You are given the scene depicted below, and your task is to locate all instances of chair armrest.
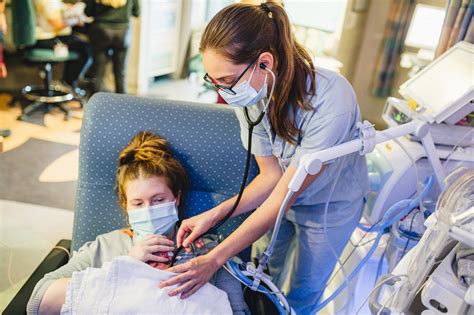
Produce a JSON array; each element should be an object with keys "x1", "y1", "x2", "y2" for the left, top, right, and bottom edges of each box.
[{"x1": 3, "y1": 240, "x2": 71, "y2": 315}]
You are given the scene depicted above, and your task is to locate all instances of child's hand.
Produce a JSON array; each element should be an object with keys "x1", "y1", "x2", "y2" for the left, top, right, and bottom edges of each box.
[
  {"x1": 128, "y1": 235, "x2": 175, "y2": 263},
  {"x1": 184, "y1": 238, "x2": 205, "y2": 253}
]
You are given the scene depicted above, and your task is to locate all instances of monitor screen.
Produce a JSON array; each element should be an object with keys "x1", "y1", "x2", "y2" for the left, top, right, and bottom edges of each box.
[{"x1": 399, "y1": 42, "x2": 474, "y2": 123}]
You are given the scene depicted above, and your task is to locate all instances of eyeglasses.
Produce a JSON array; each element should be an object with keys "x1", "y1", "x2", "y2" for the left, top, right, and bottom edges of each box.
[{"x1": 203, "y1": 61, "x2": 255, "y2": 95}]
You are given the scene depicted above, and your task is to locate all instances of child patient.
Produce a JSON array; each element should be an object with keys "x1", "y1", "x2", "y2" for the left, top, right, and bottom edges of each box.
[{"x1": 27, "y1": 131, "x2": 246, "y2": 315}]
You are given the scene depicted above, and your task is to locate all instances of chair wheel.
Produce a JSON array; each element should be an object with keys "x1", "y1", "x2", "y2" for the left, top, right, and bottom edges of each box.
[
  {"x1": 18, "y1": 114, "x2": 27, "y2": 121},
  {"x1": 64, "y1": 113, "x2": 71, "y2": 121}
]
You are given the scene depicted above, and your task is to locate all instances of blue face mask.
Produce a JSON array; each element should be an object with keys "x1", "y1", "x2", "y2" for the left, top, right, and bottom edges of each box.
[
  {"x1": 128, "y1": 201, "x2": 179, "y2": 240},
  {"x1": 219, "y1": 64, "x2": 268, "y2": 108}
]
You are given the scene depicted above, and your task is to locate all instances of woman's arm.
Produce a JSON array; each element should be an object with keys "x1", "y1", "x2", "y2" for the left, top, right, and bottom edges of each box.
[
  {"x1": 163, "y1": 164, "x2": 321, "y2": 298},
  {"x1": 177, "y1": 155, "x2": 282, "y2": 247},
  {"x1": 212, "y1": 164, "x2": 321, "y2": 265},
  {"x1": 212, "y1": 155, "x2": 283, "y2": 220}
]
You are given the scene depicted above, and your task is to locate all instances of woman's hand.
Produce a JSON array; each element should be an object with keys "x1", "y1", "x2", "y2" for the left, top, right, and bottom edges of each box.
[
  {"x1": 160, "y1": 252, "x2": 221, "y2": 299},
  {"x1": 176, "y1": 210, "x2": 218, "y2": 248},
  {"x1": 128, "y1": 234, "x2": 175, "y2": 263}
]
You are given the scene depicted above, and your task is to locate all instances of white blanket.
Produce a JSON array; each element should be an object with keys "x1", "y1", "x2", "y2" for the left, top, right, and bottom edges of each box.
[{"x1": 61, "y1": 256, "x2": 232, "y2": 315}]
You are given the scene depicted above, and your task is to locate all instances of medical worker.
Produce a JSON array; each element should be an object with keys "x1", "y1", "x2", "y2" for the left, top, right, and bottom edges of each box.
[{"x1": 160, "y1": 3, "x2": 369, "y2": 313}]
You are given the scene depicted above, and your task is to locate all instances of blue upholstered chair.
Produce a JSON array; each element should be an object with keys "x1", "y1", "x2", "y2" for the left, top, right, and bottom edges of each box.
[
  {"x1": 72, "y1": 93, "x2": 259, "y2": 250},
  {"x1": 4, "y1": 93, "x2": 261, "y2": 313}
]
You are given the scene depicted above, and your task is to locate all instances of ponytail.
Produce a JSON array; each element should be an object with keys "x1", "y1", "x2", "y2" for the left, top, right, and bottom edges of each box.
[{"x1": 201, "y1": 2, "x2": 316, "y2": 143}]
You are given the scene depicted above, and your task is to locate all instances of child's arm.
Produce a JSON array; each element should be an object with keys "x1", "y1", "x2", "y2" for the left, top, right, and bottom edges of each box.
[
  {"x1": 27, "y1": 230, "x2": 131, "y2": 315},
  {"x1": 37, "y1": 278, "x2": 70, "y2": 315},
  {"x1": 27, "y1": 241, "x2": 97, "y2": 315}
]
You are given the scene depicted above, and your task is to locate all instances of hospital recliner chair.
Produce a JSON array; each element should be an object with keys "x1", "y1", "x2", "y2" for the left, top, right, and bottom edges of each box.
[{"x1": 3, "y1": 93, "x2": 280, "y2": 314}]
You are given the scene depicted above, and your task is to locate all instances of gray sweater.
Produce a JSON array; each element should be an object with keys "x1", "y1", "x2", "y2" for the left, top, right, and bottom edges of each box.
[{"x1": 27, "y1": 230, "x2": 246, "y2": 314}]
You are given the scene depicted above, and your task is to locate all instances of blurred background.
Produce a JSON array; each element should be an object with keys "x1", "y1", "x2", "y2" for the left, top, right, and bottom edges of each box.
[{"x1": 1, "y1": 0, "x2": 469, "y2": 312}]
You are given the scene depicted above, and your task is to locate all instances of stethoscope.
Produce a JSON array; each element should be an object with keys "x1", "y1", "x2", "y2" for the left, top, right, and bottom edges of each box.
[{"x1": 170, "y1": 64, "x2": 275, "y2": 266}]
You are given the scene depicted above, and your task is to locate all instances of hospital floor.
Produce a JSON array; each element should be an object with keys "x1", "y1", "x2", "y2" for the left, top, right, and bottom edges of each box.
[{"x1": 0, "y1": 78, "x2": 380, "y2": 314}]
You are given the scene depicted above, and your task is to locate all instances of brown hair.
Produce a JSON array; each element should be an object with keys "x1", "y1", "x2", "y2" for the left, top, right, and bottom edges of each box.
[
  {"x1": 115, "y1": 131, "x2": 188, "y2": 210},
  {"x1": 200, "y1": 2, "x2": 316, "y2": 143}
]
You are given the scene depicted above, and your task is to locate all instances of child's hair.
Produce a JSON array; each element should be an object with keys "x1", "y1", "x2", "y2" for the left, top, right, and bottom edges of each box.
[{"x1": 116, "y1": 131, "x2": 188, "y2": 210}]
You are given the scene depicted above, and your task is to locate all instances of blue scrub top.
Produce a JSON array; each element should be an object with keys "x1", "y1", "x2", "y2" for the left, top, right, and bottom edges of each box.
[{"x1": 234, "y1": 68, "x2": 369, "y2": 228}]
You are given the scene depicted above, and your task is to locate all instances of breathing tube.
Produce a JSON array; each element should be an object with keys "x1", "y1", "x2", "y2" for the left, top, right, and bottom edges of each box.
[
  {"x1": 309, "y1": 175, "x2": 434, "y2": 313},
  {"x1": 169, "y1": 65, "x2": 275, "y2": 266},
  {"x1": 226, "y1": 258, "x2": 292, "y2": 315}
]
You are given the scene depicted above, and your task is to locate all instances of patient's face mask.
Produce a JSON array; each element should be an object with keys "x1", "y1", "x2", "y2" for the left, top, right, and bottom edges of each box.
[
  {"x1": 128, "y1": 201, "x2": 179, "y2": 240},
  {"x1": 218, "y1": 64, "x2": 268, "y2": 108}
]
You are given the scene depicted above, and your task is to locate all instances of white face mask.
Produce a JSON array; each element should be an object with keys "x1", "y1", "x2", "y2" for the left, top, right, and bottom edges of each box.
[
  {"x1": 128, "y1": 201, "x2": 179, "y2": 240},
  {"x1": 218, "y1": 64, "x2": 268, "y2": 108}
]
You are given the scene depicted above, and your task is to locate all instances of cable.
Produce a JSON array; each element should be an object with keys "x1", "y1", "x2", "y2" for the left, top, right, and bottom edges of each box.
[
  {"x1": 350, "y1": 237, "x2": 378, "y2": 248},
  {"x1": 171, "y1": 67, "x2": 276, "y2": 266},
  {"x1": 314, "y1": 185, "x2": 430, "y2": 312},
  {"x1": 377, "y1": 281, "x2": 403, "y2": 315},
  {"x1": 0, "y1": 241, "x2": 71, "y2": 288},
  {"x1": 319, "y1": 155, "x2": 350, "y2": 308},
  {"x1": 392, "y1": 138, "x2": 423, "y2": 211},
  {"x1": 356, "y1": 256, "x2": 444, "y2": 315},
  {"x1": 0, "y1": 241, "x2": 17, "y2": 287},
  {"x1": 222, "y1": 264, "x2": 271, "y2": 295},
  {"x1": 375, "y1": 243, "x2": 387, "y2": 285},
  {"x1": 324, "y1": 216, "x2": 384, "y2": 290},
  {"x1": 443, "y1": 128, "x2": 473, "y2": 167},
  {"x1": 53, "y1": 245, "x2": 71, "y2": 260},
  {"x1": 226, "y1": 261, "x2": 288, "y2": 314},
  {"x1": 311, "y1": 227, "x2": 385, "y2": 312},
  {"x1": 400, "y1": 210, "x2": 419, "y2": 259},
  {"x1": 170, "y1": 110, "x2": 260, "y2": 266},
  {"x1": 354, "y1": 274, "x2": 408, "y2": 315}
]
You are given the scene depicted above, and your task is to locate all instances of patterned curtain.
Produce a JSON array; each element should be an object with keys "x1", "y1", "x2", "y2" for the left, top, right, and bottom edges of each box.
[
  {"x1": 370, "y1": 0, "x2": 416, "y2": 98},
  {"x1": 436, "y1": 0, "x2": 473, "y2": 57}
]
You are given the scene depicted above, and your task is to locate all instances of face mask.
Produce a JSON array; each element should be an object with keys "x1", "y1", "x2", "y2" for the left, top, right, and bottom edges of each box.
[
  {"x1": 219, "y1": 64, "x2": 268, "y2": 108},
  {"x1": 128, "y1": 201, "x2": 179, "y2": 240}
]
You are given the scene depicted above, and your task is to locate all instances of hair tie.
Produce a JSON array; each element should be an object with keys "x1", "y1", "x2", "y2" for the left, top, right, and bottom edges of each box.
[{"x1": 260, "y1": 3, "x2": 273, "y2": 18}]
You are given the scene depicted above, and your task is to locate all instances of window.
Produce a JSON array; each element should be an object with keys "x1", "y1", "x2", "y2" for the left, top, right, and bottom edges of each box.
[
  {"x1": 404, "y1": 4, "x2": 445, "y2": 51},
  {"x1": 285, "y1": 0, "x2": 348, "y2": 33},
  {"x1": 285, "y1": 0, "x2": 348, "y2": 58}
]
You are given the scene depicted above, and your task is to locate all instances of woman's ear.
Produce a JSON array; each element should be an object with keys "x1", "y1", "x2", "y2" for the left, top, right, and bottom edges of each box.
[{"x1": 258, "y1": 52, "x2": 274, "y2": 72}]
